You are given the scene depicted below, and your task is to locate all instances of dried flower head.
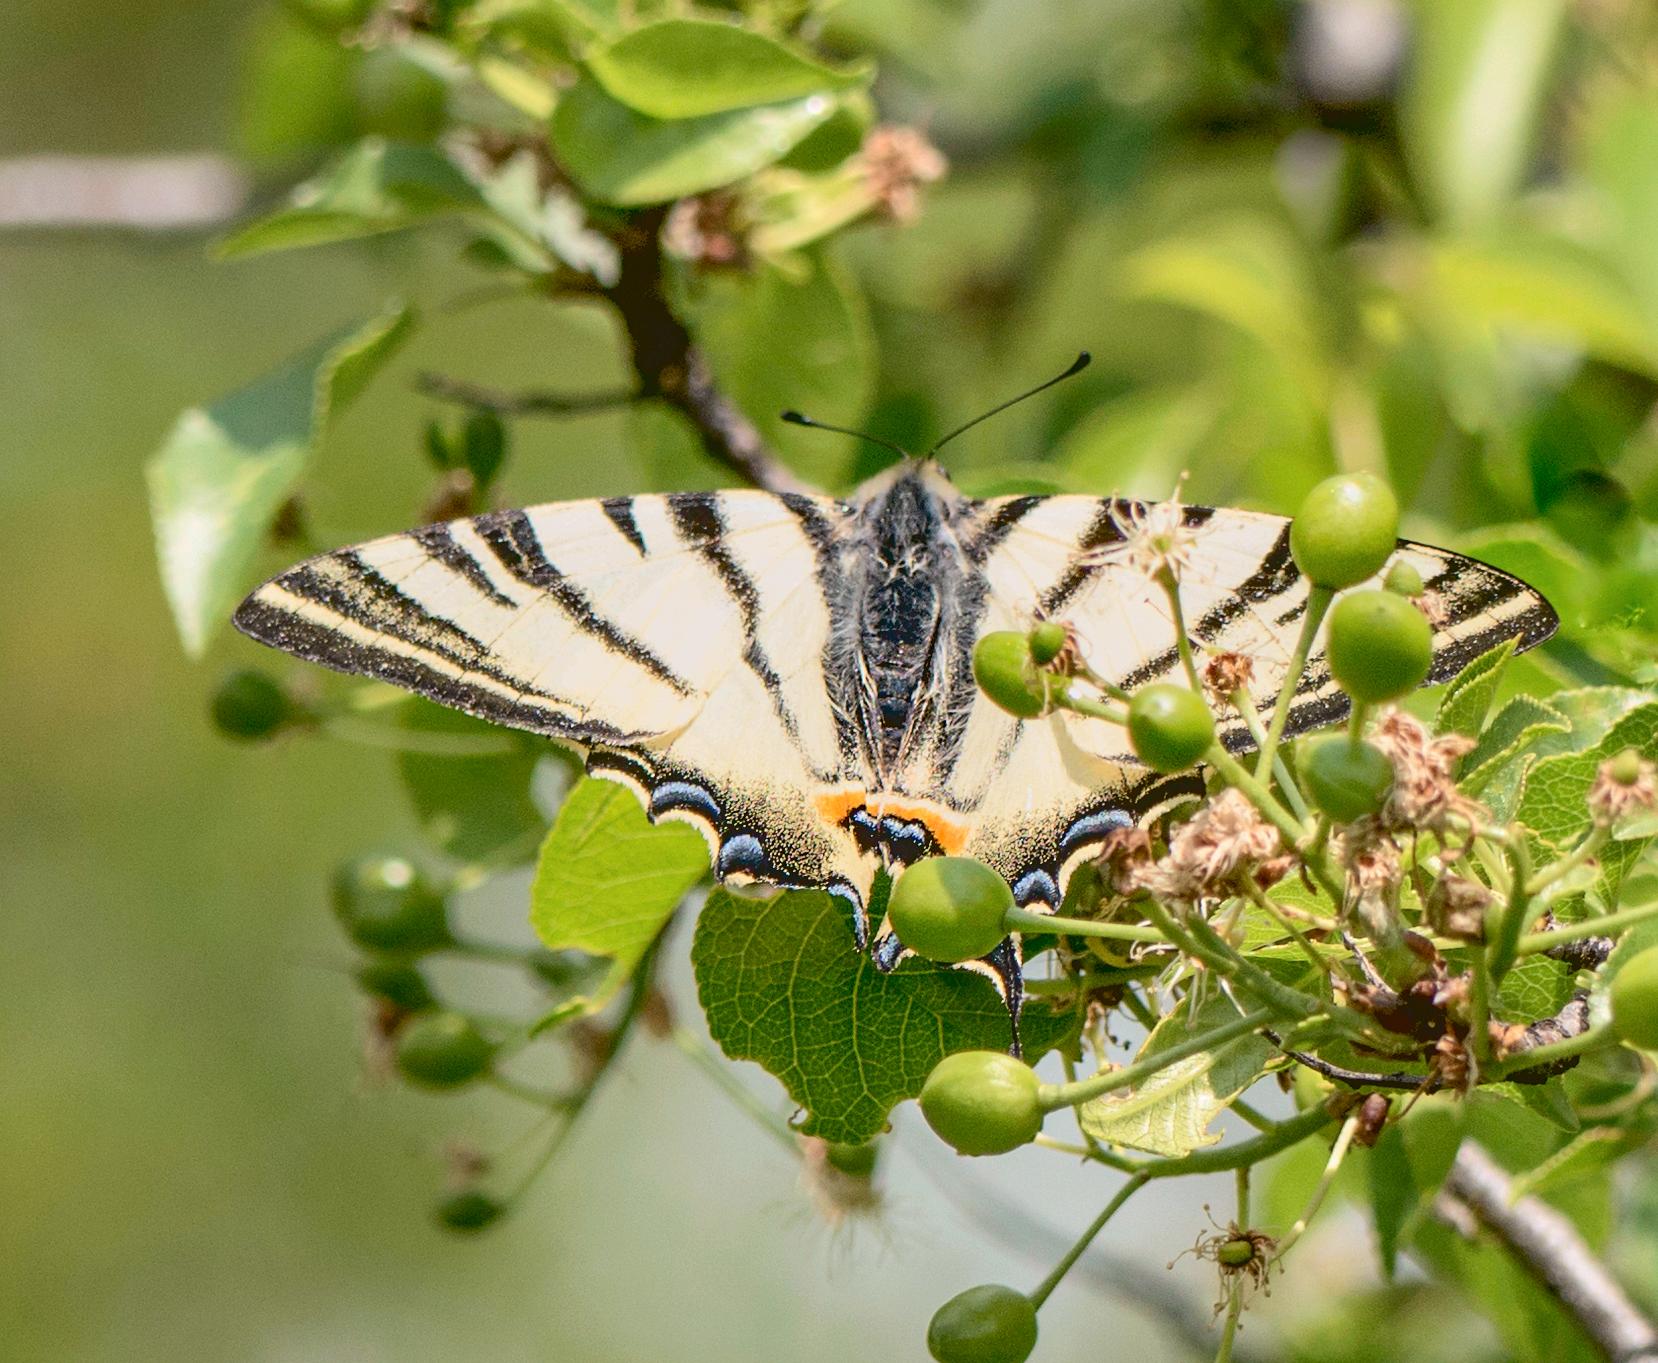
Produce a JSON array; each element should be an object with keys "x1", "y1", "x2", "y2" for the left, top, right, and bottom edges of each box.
[
  {"x1": 1110, "y1": 492, "x2": 1198, "y2": 584},
  {"x1": 1172, "y1": 1208, "x2": 1278, "y2": 1314},
  {"x1": 798, "y1": 1138, "x2": 884, "y2": 1228},
  {"x1": 1432, "y1": 1030, "x2": 1473, "y2": 1093},
  {"x1": 1204, "y1": 651, "x2": 1256, "y2": 705},
  {"x1": 1427, "y1": 874, "x2": 1491, "y2": 940},
  {"x1": 1587, "y1": 749, "x2": 1657, "y2": 826},
  {"x1": 1352, "y1": 1092, "x2": 1391, "y2": 1148},
  {"x1": 1138, "y1": 789, "x2": 1281, "y2": 903},
  {"x1": 860, "y1": 125, "x2": 946, "y2": 222},
  {"x1": 663, "y1": 190, "x2": 750, "y2": 268},
  {"x1": 1368, "y1": 710, "x2": 1478, "y2": 832},
  {"x1": 1094, "y1": 825, "x2": 1155, "y2": 896}
]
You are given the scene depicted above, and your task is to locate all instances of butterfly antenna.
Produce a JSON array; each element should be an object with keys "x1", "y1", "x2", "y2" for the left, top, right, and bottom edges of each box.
[
  {"x1": 780, "y1": 410, "x2": 912, "y2": 459},
  {"x1": 929, "y1": 352, "x2": 1092, "y2": 456}
]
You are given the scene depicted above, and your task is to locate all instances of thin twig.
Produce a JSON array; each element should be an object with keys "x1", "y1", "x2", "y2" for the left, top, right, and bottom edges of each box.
[
  {"x1": 1442, "y1": 1142, "x2": 1658, "y2": 1363},
  {"x1": 416, "y1": 371, "x2": 637, "y2": 416}
]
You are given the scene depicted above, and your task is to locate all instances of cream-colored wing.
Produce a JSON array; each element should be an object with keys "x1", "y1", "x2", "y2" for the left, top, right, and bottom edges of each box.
[{"x1": 235, "y1": 490, "x2": 882, "y2": 927}]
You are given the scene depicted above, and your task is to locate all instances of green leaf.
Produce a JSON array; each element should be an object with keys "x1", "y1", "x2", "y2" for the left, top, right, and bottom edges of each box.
[
  {"x1": 550, "y1": 75, "x2": 839, "y2": 206},
  {"x1": 1401, "y1": 0, "x2": 1567, "y2": 228},
  {"x1": 1495, "y1": 952, "x2": 1574, "y2": 1022},
  {"x1": 529, "y1": 777, "x2": 708, "y2": 1009},
  {"x1": 1459, "y1": 693, "x2": 1569, "y2": 796},
  {"x1": 1368, "y1": 1098, "x2": 1465, "y2": 1279},
  {"x1": 396, "y1": 701, "x2": 544, "y2": 866},
  {"x1": 146, "y1": 303, "x2": 414, "y2": 657},
  {"x1": 686, "y1": 248, "x2": 874, "y2": 482},
  {"x1": 1508, "y1": 1123, "x2": 1642, "y2": 1200},
  {"x1": 692, "y1": 888, "x2": 1078, "y2": 1145},
  {"x1": 216, "y1": 140, "x2": 486, "y2": 259},
  {"x1": 585, "y1": 18, "x2": 868, "y2": 120},
  {"x1": 1076, "y1": 997, "x2": 1273, "y2": 1157},
  {"x1": 1435, "y1": 637, "x2": 1516, "y2": 738}
]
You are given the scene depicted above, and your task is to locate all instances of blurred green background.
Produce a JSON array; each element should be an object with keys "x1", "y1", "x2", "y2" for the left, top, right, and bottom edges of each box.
[{"x1": 6, "y1": 1, "x2": 1658, "y2": 1360}]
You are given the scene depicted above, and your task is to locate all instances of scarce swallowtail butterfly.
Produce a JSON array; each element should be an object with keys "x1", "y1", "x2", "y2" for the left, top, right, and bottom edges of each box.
[{"x1": 233, "y1": 359, "x2": 1556, "y2": 1035}]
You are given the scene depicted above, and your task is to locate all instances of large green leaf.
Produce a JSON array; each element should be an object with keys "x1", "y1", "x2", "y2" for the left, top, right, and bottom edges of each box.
[
  {"x1": 550, "y1": 75, "x2": 838, "y2": 205},
  {"x1": 585, "y1": 18, "x2": 868, "y2": 119},
  {"x1": 1401, "y1": 0, "x2": 1567, "y2": 228},
  {"x1": 146, "y1": 303, "x2": 414, "y2": 657},
  {"x1": 1076, "y1": 996, "x2": 1273, "y2": 1157},
  {"x1": 685, "y1": 248, "x2": 874, "y2": 482},
  {"x1": 692, "y1": 888, "x2": 1078, "y2": 1145},
  {"x1": 529, "y1": 777, "x2": 708, "y2": 1009},
  {"x1": 217, "y1": 140, "x2": 485, "y2": 258},
  {"x1": 1435, "y1": 637, "x2": 1516, "y2": 739},
  {"x1": 1368, "y1": 1098, "x2": 1465, "y2": 1279}
]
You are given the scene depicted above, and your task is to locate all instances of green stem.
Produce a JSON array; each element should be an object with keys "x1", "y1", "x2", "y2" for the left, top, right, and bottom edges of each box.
[
  {"x1": 1230, "y1": 1097, "x2": 1275, "y2": 1133},
  {"x1": 1487, "y1": 836, "x2": 1535, "y2": 985},
  {"x1": 1525, "y1": 826, "x2": 1610, "y2": 898},
  {"x1": 1138, "y1": 1102, "x2": 1336, "y2": 1178},
  {"x1": 671, "y1": 1026, "x2": 800, "y2": 1157},
  {"x1": 1060, "y1": 691, "x2": 1129, "y2": 727},
  {"x1": 1024, "y1": 965, "x2": 1164, "y2": 995},
  {"x1": 1157, "y1": 567, "x2": 1204, "y2": 692},
  {"x1": 1027, "y1": 1174, "x2": 1150, "y2": 1310},
  {"x1": 1231, "y1": 688, "x2": 1311, "y2": 822},
  {"x1": 1144, "y1": 898, "x2": 1328, "y2": 1021},
  {"x1": 1255, "y1": 584, "x2": 1333, "y2": 781},
  {"x1": 1202, "y1": 741, "x2": 1346, "y2": 902},
  {"x1": 1517, "y1": 899, "x2": 1658, "y2": 955},
  {"x1": 1469, "y1": 949, "x2": 1493, "y2": 1067},
  {"x1": 1037, "y1": 1007, "x2": 1277, "y2": 1110},
  {"x1": 1273, "y1": 1111, "x2": 1360, "y2": 1261},
  {"x1": 1005, "y1": 906, "x2": 1167, "y2": 944},
  {"x1": 1235, "y1": 1164, "x2": 1251, "y2": 1227}
]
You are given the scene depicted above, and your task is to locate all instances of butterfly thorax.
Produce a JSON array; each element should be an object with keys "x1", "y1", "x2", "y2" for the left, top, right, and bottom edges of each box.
[{"x1": 844, "y1": 463, "x2": 974, "y2": 784}]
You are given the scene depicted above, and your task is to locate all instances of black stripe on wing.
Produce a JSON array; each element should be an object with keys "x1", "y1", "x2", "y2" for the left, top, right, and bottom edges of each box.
[{"x1": 473, "y1": 509, "x2": 696, "y2": 697}]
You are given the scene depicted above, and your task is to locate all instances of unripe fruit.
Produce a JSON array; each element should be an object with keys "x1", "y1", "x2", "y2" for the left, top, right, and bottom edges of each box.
[
  {"x1": 927, "y1": 1285, "x2": 1039, "y2": 1363},
  {"x1": 1290, "y1": 472, "x2": 1400, "y2": 589},
  {"x1": 1610, "y1": 947, "x2": 1658, "y2": 1051},
  {"x1": 973, "y1": 632, "x2": 1048, "y2": 719},
  {"x1": 1383, "y1": 560, "x2": 1424, "y2": 598},
  {"x1": 332, "y1": 857, "x2": 451, "y2": 953},
  {"x1": 1326, "y1": 590, "x2": 1434, "y2": 702},
  {"x1": 889, "y1": 857, "x2": 1014, "y2": 963},
  {"x1": 1215, "y1": 1239, "x2": 1258, "y2": 1268},
  {"x1": 395, "y1": 1011, "x2": 495, "y2": 1088},
  {"x1": 1301, "y1": 735, "x2": 1394, "y2": 822},
  {"x1": 211, "y1": 669, "x2": 293, "y2": 740},
  {"x1": 919, "y1": 1051, "x2": 1044, "y2": 1156},
  {"x1": 435, "y1": 1190, "x2": 505, "y2": 1233},
  {"x1": 1028, "y1": 620, "x2": 1068, "y2": 666},
  {"x1": 356, "y1": 960, "x2": 437, "y2": 1013},
  {"x1": 825, "y1": 1141, "x2": 879, "y2": 1178},
  {"x1": 1128, "y1": 683, "x2": 1215, "y2": 773}
]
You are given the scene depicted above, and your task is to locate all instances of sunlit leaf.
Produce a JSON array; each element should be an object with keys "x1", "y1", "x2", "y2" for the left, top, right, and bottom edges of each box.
[
  {"x1": 529, "y1": 777, "x2": 708, "y2": 1011},
  {"x1": 692, "y1": 888, "x2": 1078, "y2": 1145},
  {"x1": 146, "y1": 303, "x2": 414, "y2": 657},
  {"x1": 585, "y1": 18, "x2": 869, "y2": 119},
  {"x1": 550, "y1": 75, "x2": 839, "y2": 205},
  {"x1": 1436, "y1": 637, "x2": 1517, "y2": 739},
  {"x1": 1076, "y1": 996, "x2": 1272, "y2": 1157}
]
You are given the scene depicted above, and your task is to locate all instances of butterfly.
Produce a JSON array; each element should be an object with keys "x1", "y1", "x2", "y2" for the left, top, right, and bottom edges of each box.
[{"x1": 234, "y1": 368, "x2": 1556, "y2": 1034}]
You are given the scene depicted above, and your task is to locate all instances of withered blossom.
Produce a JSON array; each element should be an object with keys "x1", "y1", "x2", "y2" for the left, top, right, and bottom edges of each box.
[
  {"x1": 860, "y1": 126, "x2": 947, "y2": 223},
  {"x1": 1426, "y1": 874, "x2": 1491, "y2": 940},
  {"x1": 1136, "y1": 789, "x2": 1281, "y2": 903},
  {"x1": 1587, "y1": 750, "x2": 1657, "y2": 826},
  {"x1": 1110, "y1": 493, "x2": 1198, "y2": 584},
  {"x1": 1094, "y1": 824, "x2": 1154, "y2": 896},
  {"x1": 663, "y1": 191, "x2": 750, "y2": 268},
  {"x1": 1368, "y1": 710, "x2": 1478, "y2": 831},
  {"x1": 1203, "y1": 651, "x2": 1256, "y2": 706}
]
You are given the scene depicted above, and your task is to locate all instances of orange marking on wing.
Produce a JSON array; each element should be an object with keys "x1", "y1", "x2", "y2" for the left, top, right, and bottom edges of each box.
[
  {"x1": 866, "y1": 794, "x2": 972, "y2": 856},
  {"x1": 813, "y1": 787, "x2": 869, "y2": 827}
]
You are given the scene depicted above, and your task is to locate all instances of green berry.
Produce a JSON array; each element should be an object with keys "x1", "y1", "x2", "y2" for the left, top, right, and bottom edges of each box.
[
  {"x1": 1290, "y1": 472, "x2": 1400, "y2": 590},
  {"x1": 395, "y1": 1011, "x2": 495, "y2": 1088},
  {"x1": 889, "y1": 857, "x2": 1015, "y2": 963},
  {"x1": 1326, "y1": 590, "x2": 1434, "y2": 703},
  {"x1": 1383, "y1": 560, "x2": 1424, "y2": 597},
  {"x1": 356, "y1": 960, "x2": 437, "y2": 1013},
  {"x1": 919, "y1": 1051, "x2": 1044, "y2": 1156},
  {"x1": 210, "y1": 669, "x2": 293, "y2": 740},
  {"x1": 1028, "y1": 620, "x2": 1067, "y2": 666},
  {"x1": 927, "y1": 1285, "x2": 1038, "y2": 1363},
  {"x1": 331, "y1": 857, "x2": 452, "y2": 954},
  {"x1": 1301, "y1": 735, "x2": 1394, "y2": 822},
  {"x1": 435, "y1": 1190, "x2": 505, "y2": 1233},
  {"x1": 825, "y1": 1141, "x2": 879, "y2": 1178},
  {"x1": 1609, "y1": 747, "x2": 1644, "y2": 786},
  {"x1": 1127, "y1": 683, "x2": 1216, "y2": 773},
  {"x1": 1215, "y1": 1239, "x2": 1257, "y2": 1268},
  {"x1": 1611, "y1": 947, "x2": 1658, "y2": 1051},
  {"x1": 973, "y1": 632, "x2": 1049, "y2": 719}
]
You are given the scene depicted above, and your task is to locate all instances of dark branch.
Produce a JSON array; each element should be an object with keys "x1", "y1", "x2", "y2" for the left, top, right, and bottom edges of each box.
[
  {"x1": 416, "y1": 371, "x2": 636, "y2": 416},
  {"x1": 1442, "y1": 1142, "x2": 1658, "y2": 1363},
  {"x1": 603, "y1": 207, "x2": 819, "y2": 497}
]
